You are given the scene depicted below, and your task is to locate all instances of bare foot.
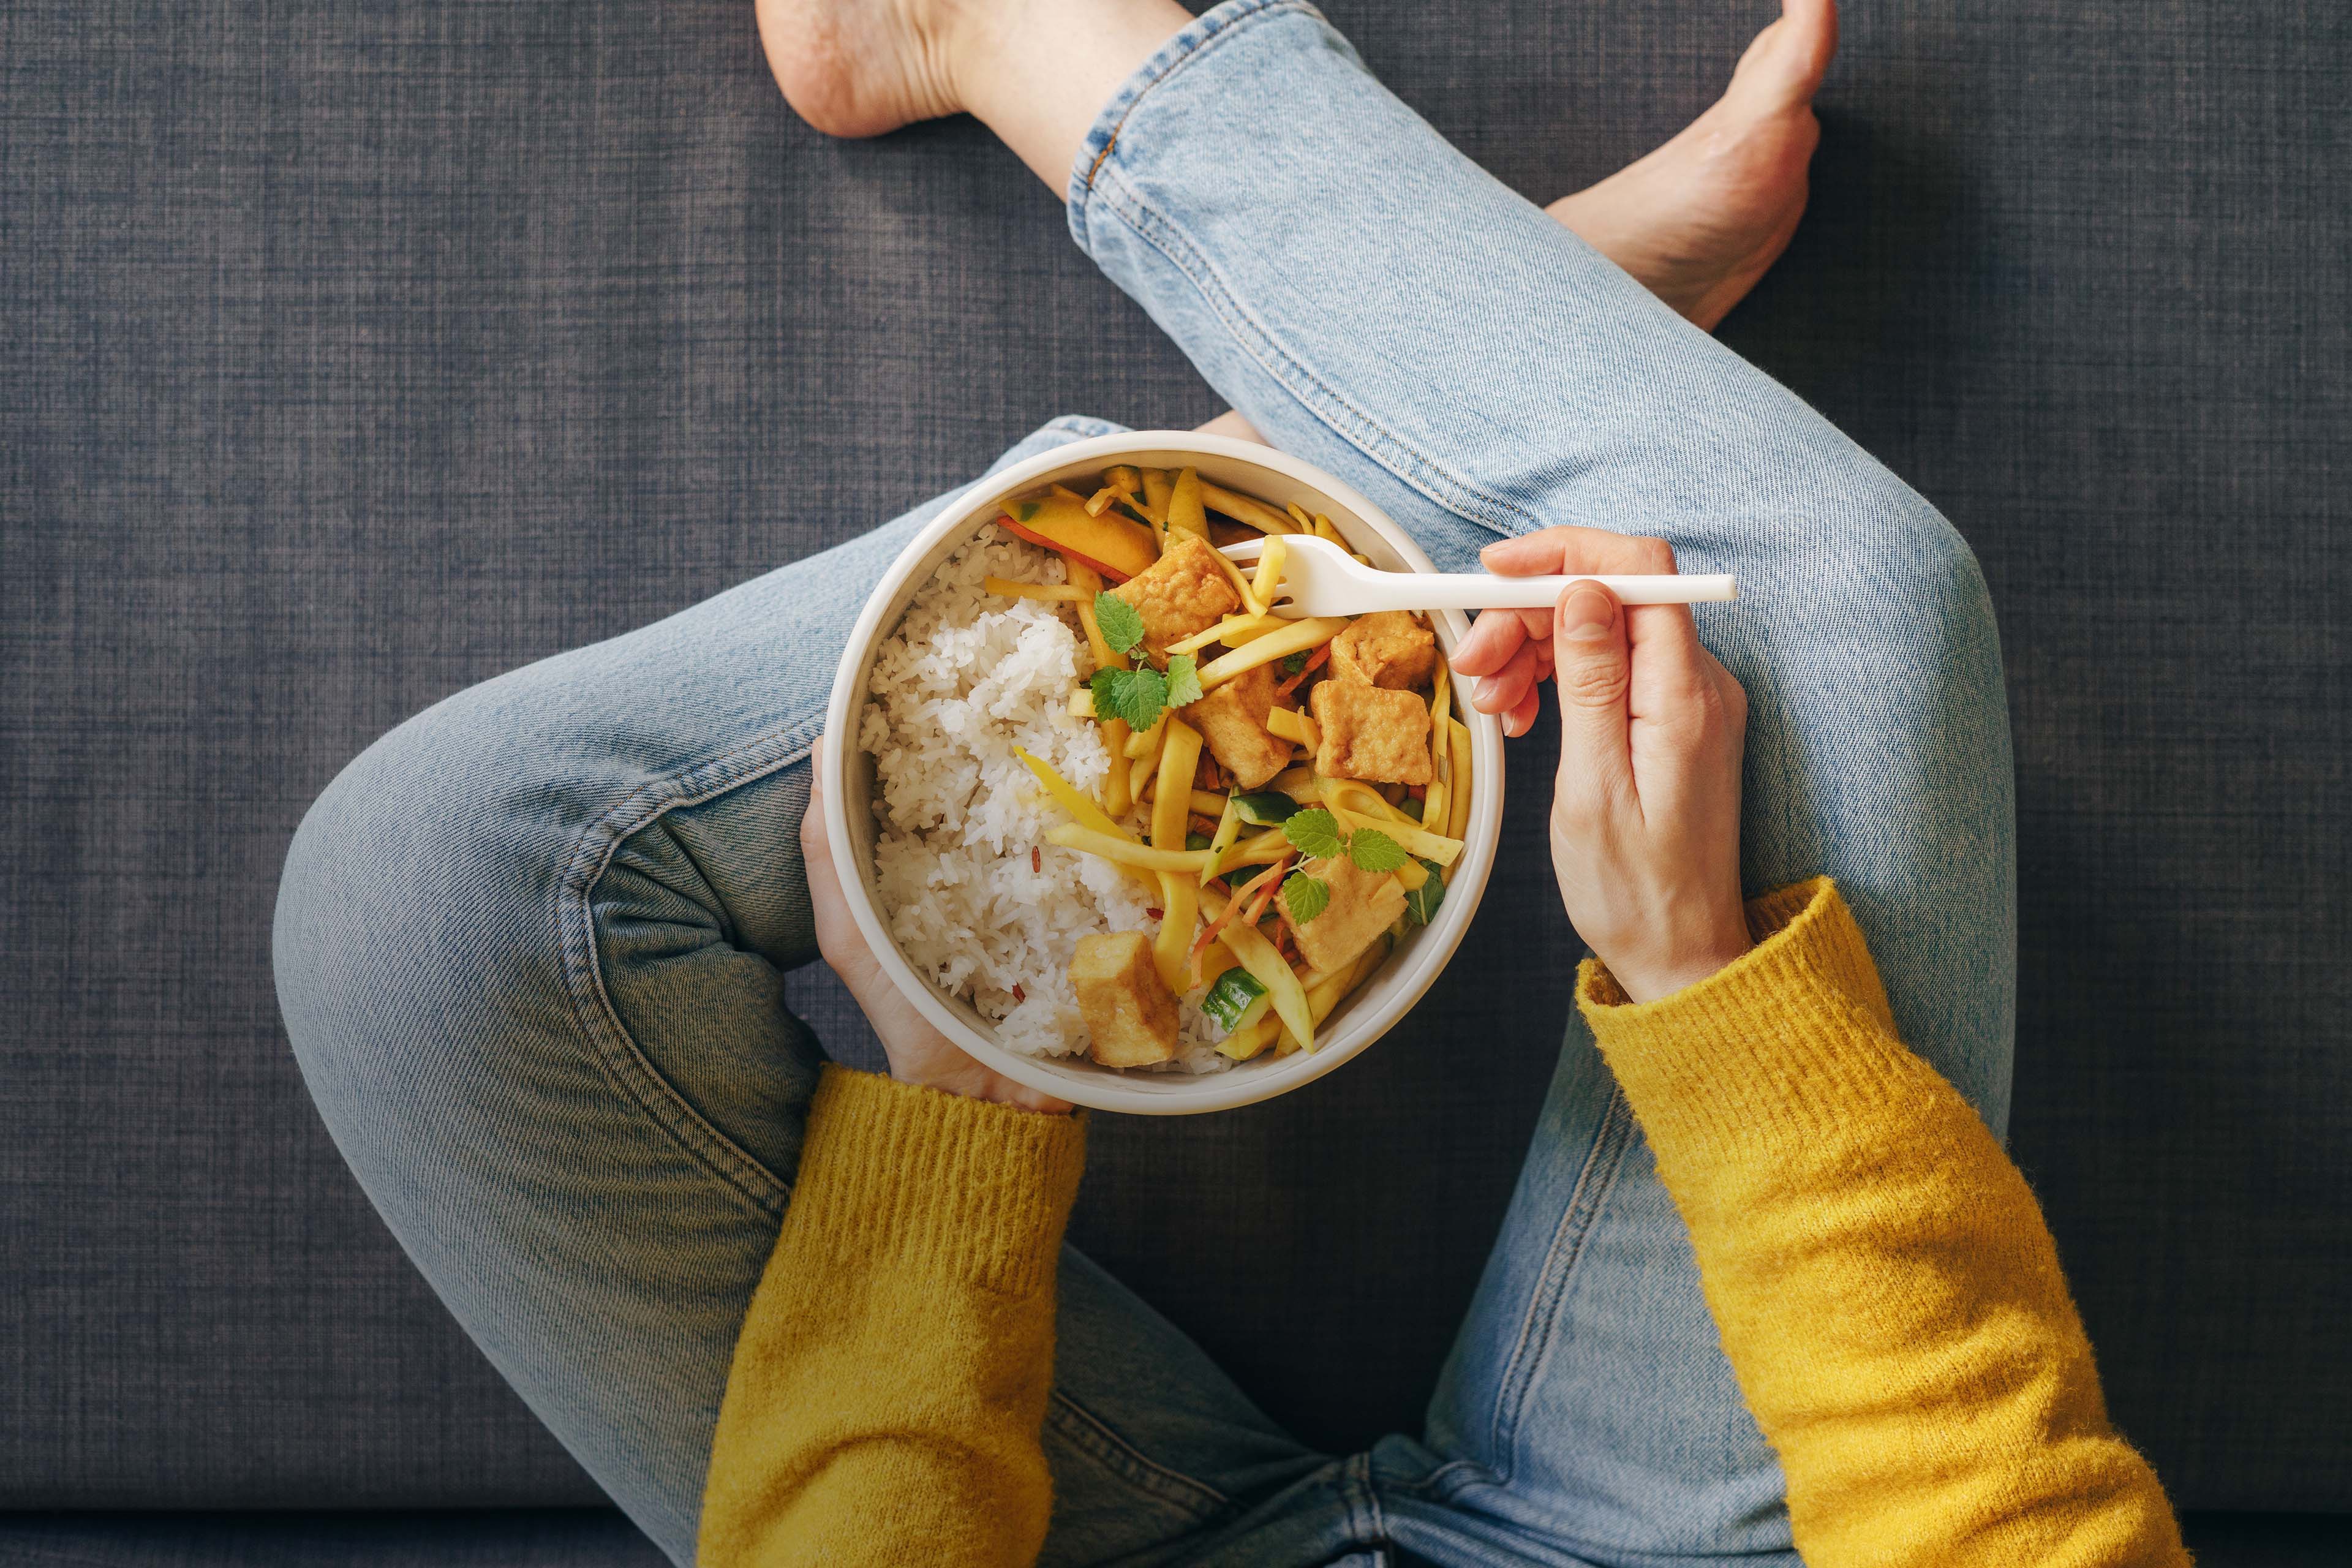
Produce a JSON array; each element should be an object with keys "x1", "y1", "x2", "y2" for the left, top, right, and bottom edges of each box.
[
  {"x1": 1548, "y1": 0, "x2": 1837, "y2": 330},
  {"x1": 753, "y1": 0, "x2": 968, "y2": 139}
]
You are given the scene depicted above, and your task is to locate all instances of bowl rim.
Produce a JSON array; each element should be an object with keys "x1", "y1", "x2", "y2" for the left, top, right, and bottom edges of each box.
[{"x1": 821, "y1": 431, "x2": 1506, "y2": 1114}]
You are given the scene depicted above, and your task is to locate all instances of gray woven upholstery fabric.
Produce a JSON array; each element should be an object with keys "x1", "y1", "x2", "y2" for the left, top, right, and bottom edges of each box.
[{"x1": 2, "y1": 0, "x2": 2346, "y2": 1516}]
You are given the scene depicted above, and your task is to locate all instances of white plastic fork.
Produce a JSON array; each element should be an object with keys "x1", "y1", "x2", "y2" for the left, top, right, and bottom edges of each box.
[{"x1": 1218, "y1": 533, "x2": 1735, "y2": 617}]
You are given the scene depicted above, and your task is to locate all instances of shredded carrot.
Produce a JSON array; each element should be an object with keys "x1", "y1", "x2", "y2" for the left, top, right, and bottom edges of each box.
[
  {"x1": 1242, "y1": 867, "x2": 1286, "y2": 929},
  {"x1": 1030, "y1": 846, "x2": 1042, "y2": 872},
  {"x1": 1406, "y1": 785, "x2": 1426, "y2": 801},
  {"x1": 1273, "y1": 643, "x2": 1330, "y2": 699},
  {"x1": 1146, "y1": 907, "x2": 1164, "y2": 919},
  {"x1": 1189, "y1": 854, "x2": 1292, "y2": 962},
  {"x1": 1012, "y1": 984, "x2": 1026, "y2": 1003}
]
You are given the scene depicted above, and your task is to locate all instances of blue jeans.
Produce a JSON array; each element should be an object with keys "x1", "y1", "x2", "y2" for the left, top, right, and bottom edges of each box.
[{"x1": 273, "y1": 3, "x2": 2014, "y2": 1564}]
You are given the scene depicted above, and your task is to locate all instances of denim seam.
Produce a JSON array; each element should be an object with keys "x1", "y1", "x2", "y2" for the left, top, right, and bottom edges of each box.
[
  {"x1": 1046, "y1": 1390, "x2": 1232, "y2": 1517},
  {"x1": 1065, "y1": 0, "x2": 1306, "y2": 254},
  {"x1": 554, "y1": 721, "x2": 824, "y2": 1219},
  {"x1": 1483, "y1": 1082, "x2": 1640, "y2": 1482}
]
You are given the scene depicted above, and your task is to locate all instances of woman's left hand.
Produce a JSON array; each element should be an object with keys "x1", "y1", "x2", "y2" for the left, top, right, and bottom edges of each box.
[{"x1": 803, "y1": 738, "x2": 1072, "y2": 1114}]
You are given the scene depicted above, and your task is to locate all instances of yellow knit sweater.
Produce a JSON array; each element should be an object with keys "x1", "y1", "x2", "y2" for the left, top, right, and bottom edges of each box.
[{"x1": 699, "y1": 880, "x2": 2190, "y2": 1566}]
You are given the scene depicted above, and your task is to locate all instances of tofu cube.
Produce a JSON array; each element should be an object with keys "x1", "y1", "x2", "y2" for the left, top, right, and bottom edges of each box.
[
  {"x1": 1110, "y1": 532, "x2": 1240, "y2": 653},
  {"x1": 1069, "y1": 932, "x2": 1181, "y2": 1068},
  {"x1": 1289, "y1": 856, "x2": 1407, "y2": 974},
  {"x1": 1329, "y1": 611, "x2": 1438, "y2": 691},
  {"x1": 1311, "y1": 680, "x2": 1433, "y2": 785},
  {"x1": 1182, "y1": 663, "x2": 1291, "y2": 790}
]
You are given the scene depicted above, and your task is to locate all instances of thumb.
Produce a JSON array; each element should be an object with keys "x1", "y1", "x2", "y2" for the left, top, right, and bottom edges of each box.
[{"x1": 1553, "y1": 582, "x2": 1633, "y2": 805}]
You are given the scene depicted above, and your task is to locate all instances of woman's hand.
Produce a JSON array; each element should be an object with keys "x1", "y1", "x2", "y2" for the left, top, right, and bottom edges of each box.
[
  {"x1": 1452, "y1": 529, "x2": 1753, "y2": 1003},
  {"x1": 802, "y1": 739, "x2": 1072, "y2": 1114}
]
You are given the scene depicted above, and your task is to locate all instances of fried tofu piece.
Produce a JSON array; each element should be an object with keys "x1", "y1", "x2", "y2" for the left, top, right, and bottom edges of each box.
[
  {"x1": 1329, "y1": 611, "x2": 1438, "y2": 691},
  {"x1": 1070, "y1": 931, "x2": 1180, "y2": 1068},
  {"x1": 1110, "y1": 532, "x2": 1240, "y2": 652},
  {"x1": 1289, "y1": 856, "x2": 1408, "y2": 974},
  {"x1": 1182, "y1": 663, "x2": 1291, "y2": 790},
  {"x1": 1311, "y1": 680, "x2": 1433, "y2": 785}
]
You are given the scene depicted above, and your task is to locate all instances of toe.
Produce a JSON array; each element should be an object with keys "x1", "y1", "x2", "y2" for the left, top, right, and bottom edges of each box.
[{"x1": 1731, "y1": 0, "x2": 1838, "y2": 111}]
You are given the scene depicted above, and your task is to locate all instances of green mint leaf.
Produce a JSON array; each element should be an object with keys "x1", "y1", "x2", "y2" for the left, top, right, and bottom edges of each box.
[
  {"x1": 1092, "y1": 590, "x2": 1145, "y2": 657},
  {"x1": 1230, "y1": 791, "x2": 1300, "y2": 826},
  {"x1": 1281, "y1": 807, "x2": 1344, "y2": 861},
  {"x1": 1012, "y1": 500, "x2": 1040, "y2": 522},
  {"x1": 1281, "y1": 873, "x2": 1330, "y2": 925},
  {"x1": 1346, "y1": 827, "x2": 1409, "y2": 873},
  {"x1": 1403, "y1": 858, "x2": 1447, "y2": 925},
  {"x1": 1162, "y1": 653, "x2": 1203, "y2": 709},
  {"x1": 1280, "y1": 650, "x2": 1310, "y2": 677},
  {"x1": 1110, "y1": 666, "x2": 1168, "y2": 731}
]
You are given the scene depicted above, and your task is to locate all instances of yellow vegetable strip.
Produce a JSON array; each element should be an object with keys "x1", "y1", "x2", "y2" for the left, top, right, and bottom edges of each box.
[
  {"x1": 1044, "y1": 824, "x2": 1215, "y2": 873},
  {"x1": 1015, "y1": 747, "x2": 1129, "y2": 842},
  {"x1": 1124, "y1": 712, "x2": 1167, "y2": 761},
  {"x1": 1286, "y1": 502, "x2": 1314, "y2": 530},
  {"x1": 1205, "y1": 797, "x2": 1242, "y2": 868},
  {"x1": 1153, "y1": 872, "x2": 1197, "y2": 993},
  {"x1": 1197, "y1": 618, "x2": 1348, "y2": 690},
  {"x1": 1065, "y1": 562, "x2": 1125, "y2": 672},
  {"x1": 1213, "y1": 824, "x2": 1293, "y2": 875},
  {"x1": 1199, "y1": 526, "x2": 1265, "y2": 614},
  {"x1": 1216, "y1": 1013, "x2": 1281, "y2": 1061},
  {"x1": 1068, "y1": 690, "x2": 1098, "y2": 718},
  {"x1": 984, "y1": 576, "x2": 1092, "y2": 604},
  {"x1": 1278, "y1": 933, "x2": 1394, "y2": 1055},
  {"x1": 1202, "y1": 886, "x2": 1313, "y2": 1050},
  {"x1": 1218, "y1": 618, "x2": 1289, "y2": 646},
  {"x1": 1101, "y1": 718, "x2": 1134, "y2": 816},
  {"x1": 1322, "y1": 777, "x2": 1412, "y2": 824},
  {"x1": 1446, "y1": 718, "x2": 1473, "y2": 847},
  {"x1": 1151, "y1": 718, "x2": 1202, "y2": 853},
  {"x1": 1202, "y1": 483, "x2": 1297, "y2": 534},
  {"x1": 1084, "y1": 486, "x2": 1120, "y2": 516},
  {"x1": 1267, "y1": 766, "x2": 1320, "y2": 802},
  {"x1": 1142, "y1": 469, "x2": 1174, "y2": 536},
  {"x1": 1313, "y1": 513, "x2": 1344, "y2": 545},
  {"x1": 1392, "y1": 858, "x2": 1430, "y2": 892},
  {"x1": 1165, "y1": 612, "x2": 1286, "y2": 657},
  {"x1": 1167, "y1": 467, "x2": 1210, "y2": 540},
  {"x1": 1329, "y1": 804, "x2": 1463, "y2": 865},
  {"x1": 1251, "y1": 536, "x2": 1288, "y2": 609},
  {"x1": 1188, "y1": 789, "x2": 1228, "y2": 818},
  {"x1": 1266, "y1": 706, "x2": 1319, "y2": 752},
  {"x1": 1017, "y1": 747, "x2": 1150, "y2": 889}
]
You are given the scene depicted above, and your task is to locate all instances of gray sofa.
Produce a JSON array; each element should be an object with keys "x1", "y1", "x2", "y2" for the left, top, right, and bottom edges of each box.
[{"x1": 4, "y1": 0, "x2": 2345, "y2": 1562}]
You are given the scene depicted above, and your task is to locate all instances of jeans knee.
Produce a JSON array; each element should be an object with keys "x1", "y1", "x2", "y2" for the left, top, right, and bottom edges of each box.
[{"x1": 273, "y1": 692, "x2": 568, "y2": 1117}]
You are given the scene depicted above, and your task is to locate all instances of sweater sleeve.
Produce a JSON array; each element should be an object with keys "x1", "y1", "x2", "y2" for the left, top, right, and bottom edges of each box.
[
  {"x1": 698, "y1": 1066, "x2": 1085, "y2": 1568},
  {"x1": 1579, "y1": 878, "x2": 2189, "y2": 1568}
]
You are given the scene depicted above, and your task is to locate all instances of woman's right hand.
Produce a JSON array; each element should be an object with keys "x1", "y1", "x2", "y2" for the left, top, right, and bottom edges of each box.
[{"x1": 1452, "y1": 528, "x2": 1754, "y2": 1003}]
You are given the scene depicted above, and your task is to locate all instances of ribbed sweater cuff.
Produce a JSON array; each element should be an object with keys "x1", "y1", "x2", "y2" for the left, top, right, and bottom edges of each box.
[
  {"x1": 1578, "y1": 878, "x2": 1940, "y2": 1154},
  {"x1": 792, "y1": 1066, "x2": 1087, "y2": 1299}
]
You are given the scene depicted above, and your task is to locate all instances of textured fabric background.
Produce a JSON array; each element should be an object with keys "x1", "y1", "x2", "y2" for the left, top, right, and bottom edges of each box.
[
  {"x1": 0, "y1": 1512, "x2": 2342, "y2": 1568},
  {"x1": 2, "y1": 0, "x2": 2345, "y2": 1517}
]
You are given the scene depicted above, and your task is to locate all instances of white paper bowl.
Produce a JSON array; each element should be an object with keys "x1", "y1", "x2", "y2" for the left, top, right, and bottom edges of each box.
[{"x1": 822, "y1": 432, "x2": 1505, "y2": 1114}]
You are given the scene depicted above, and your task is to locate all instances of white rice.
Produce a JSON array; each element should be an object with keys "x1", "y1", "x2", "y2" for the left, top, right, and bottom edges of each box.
[{"x1": 859, "y1": 533, "x2": 1229, "y2": 1072}]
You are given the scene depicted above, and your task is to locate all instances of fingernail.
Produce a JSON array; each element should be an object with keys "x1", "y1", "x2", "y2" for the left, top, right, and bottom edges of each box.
[{"x1": 1562, "y1": 585, "x2": 1615, "y2": 639}]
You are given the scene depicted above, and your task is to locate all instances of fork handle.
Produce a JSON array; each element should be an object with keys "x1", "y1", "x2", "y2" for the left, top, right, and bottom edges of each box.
[{"x1": 1400, "y1": 573, "x2": 1736, "y2": 609}]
